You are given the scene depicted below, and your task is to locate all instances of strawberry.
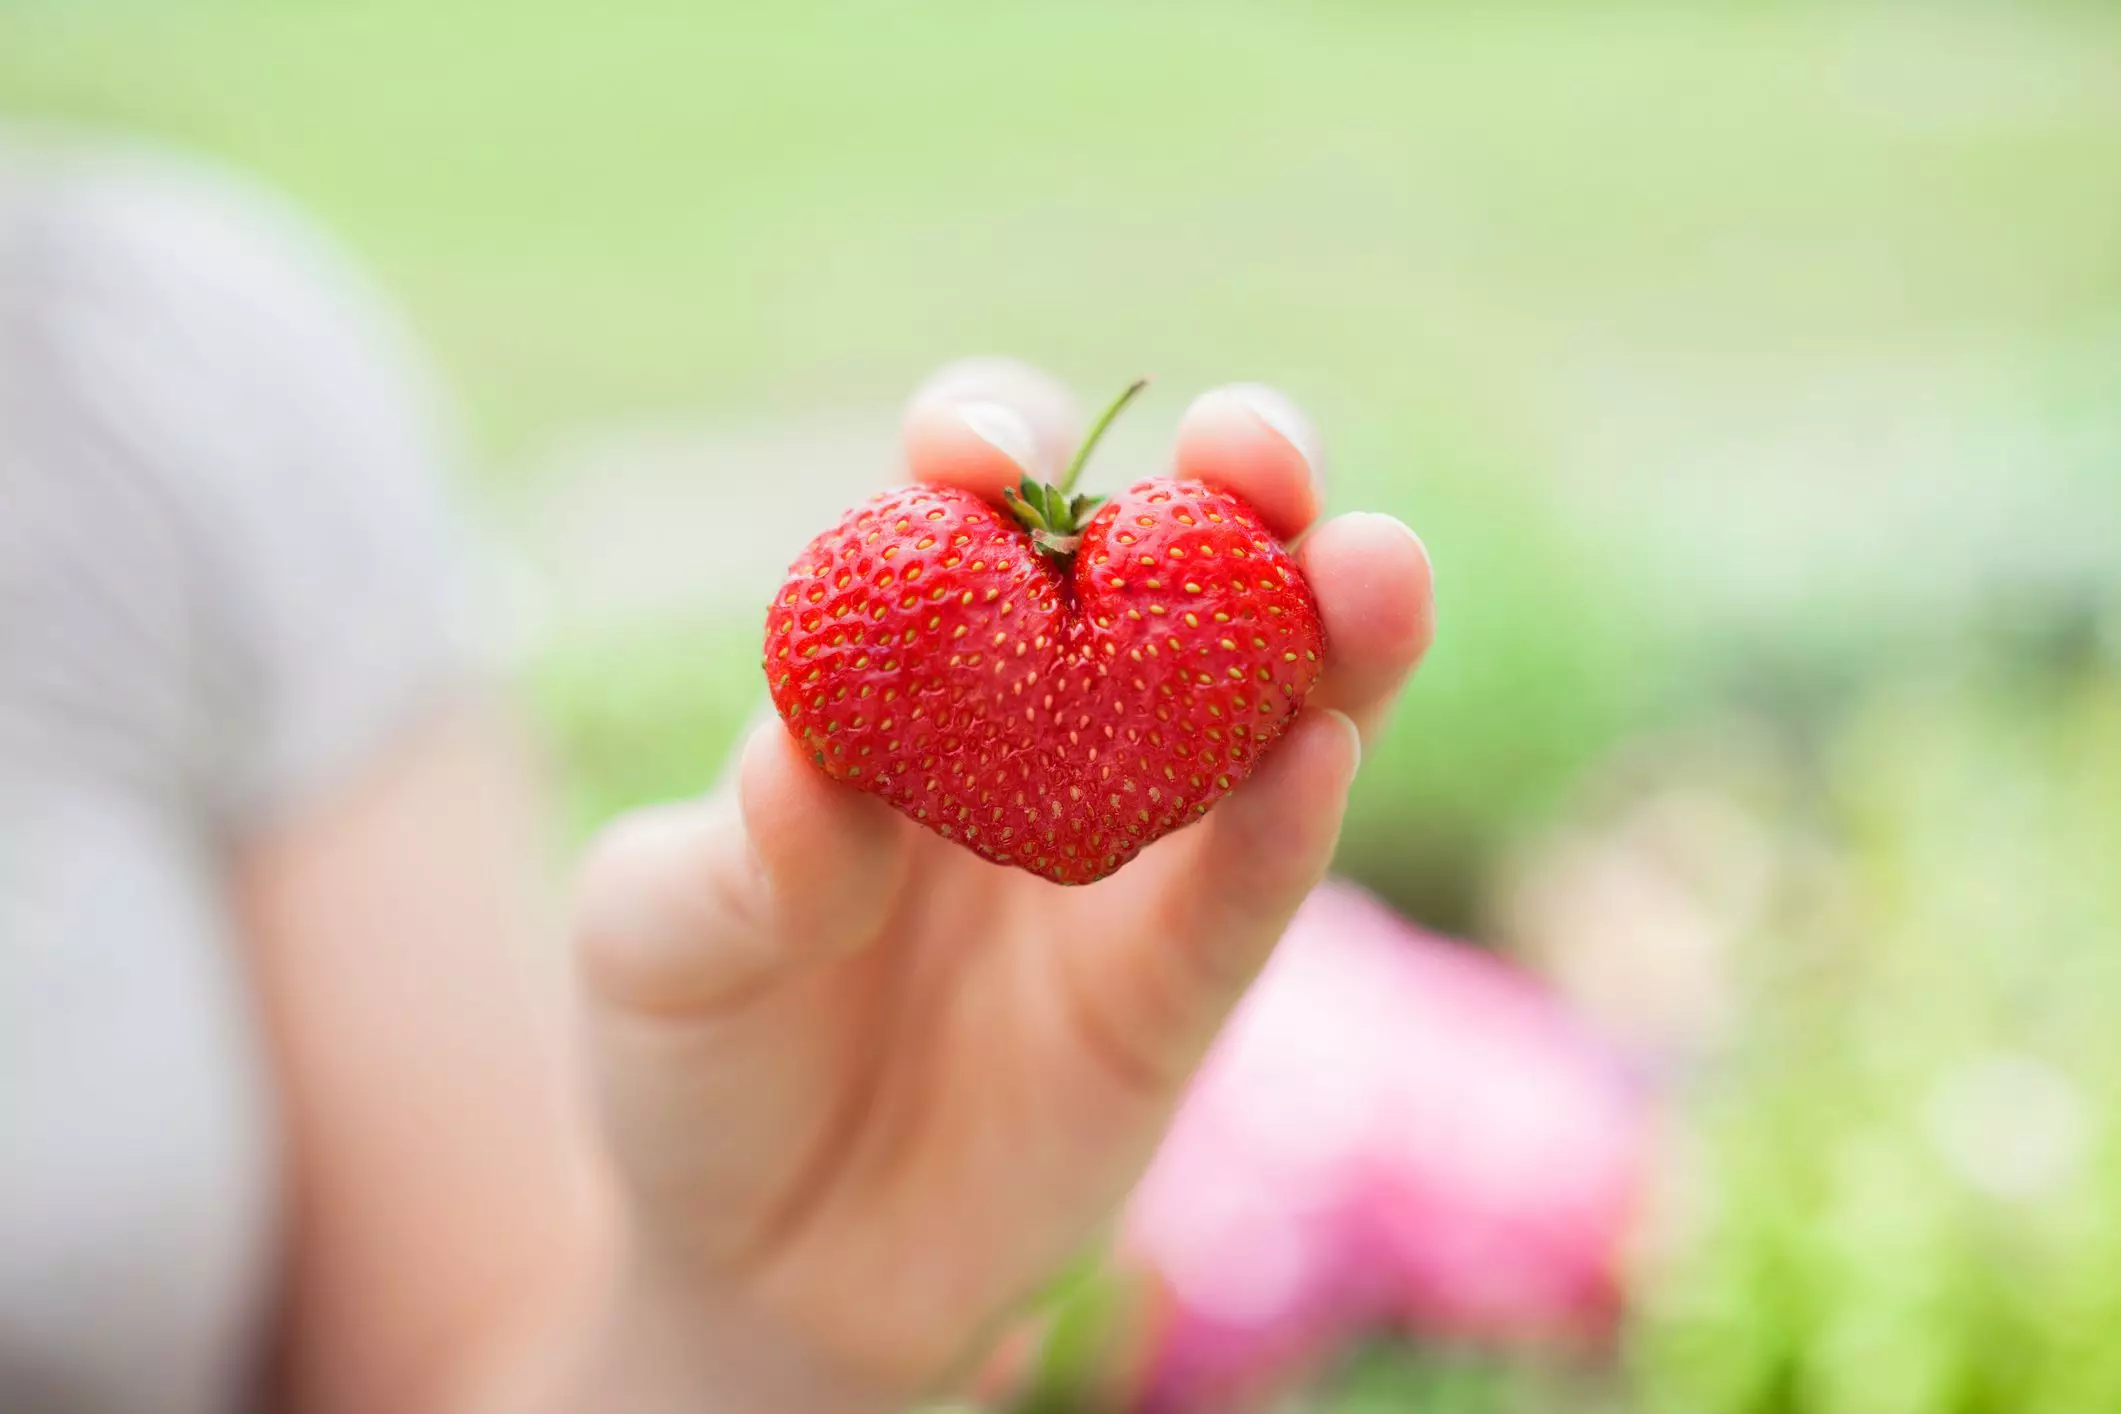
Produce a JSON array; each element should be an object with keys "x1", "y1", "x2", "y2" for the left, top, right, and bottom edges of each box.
[{"x1": 763, "y1": 381, "x2": 1325, "y2": 885}]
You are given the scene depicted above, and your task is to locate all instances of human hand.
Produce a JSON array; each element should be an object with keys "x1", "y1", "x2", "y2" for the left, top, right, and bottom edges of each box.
[{"x1": 571, "y1": 359, "x2": 1436, "y2": 1411}]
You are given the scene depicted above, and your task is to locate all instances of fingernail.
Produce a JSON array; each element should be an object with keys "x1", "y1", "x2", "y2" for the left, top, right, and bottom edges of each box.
[
  {"x1": 1369, "y1": 510, "x2": 1432, "y2": 572},
  {"x1": 1228, "y1": 383, "x2": 1326, "y2": 491},
  {"x1": 1321, "y1": 707, "x2": 1363, "y2": 779},
  {"x1": 1345, "y1": 511, "x2": 1433, "y2": 605},
  {"x1": 1400, "y1": 520, "x2": 1435, "y2": 601},
  {"x1": 956, "y1": 400, "x2": 1038, "y2": 474}
]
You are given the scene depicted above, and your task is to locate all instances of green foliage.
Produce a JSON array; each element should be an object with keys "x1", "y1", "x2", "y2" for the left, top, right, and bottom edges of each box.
[{"x1": 1634, "y1": 671, "x2": 2121, "y2": 1414}]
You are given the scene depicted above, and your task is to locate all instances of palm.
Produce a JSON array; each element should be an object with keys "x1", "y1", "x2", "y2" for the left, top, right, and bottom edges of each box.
[{"x1": 713, "y1": 826, "x2": 1238, "y2": 1380}]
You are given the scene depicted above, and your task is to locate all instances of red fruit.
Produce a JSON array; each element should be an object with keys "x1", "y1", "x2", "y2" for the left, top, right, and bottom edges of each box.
[{"x1": 763, "y1": 383, "x2": 1325, "y2": 885}]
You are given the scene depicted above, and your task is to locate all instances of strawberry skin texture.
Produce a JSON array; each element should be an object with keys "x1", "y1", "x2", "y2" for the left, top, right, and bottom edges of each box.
[{"x1": 763, "y1": 477, "x2": 1325, "y2": 885}]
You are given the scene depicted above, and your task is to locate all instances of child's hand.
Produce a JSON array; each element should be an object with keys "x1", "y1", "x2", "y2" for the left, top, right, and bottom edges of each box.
[{"x1": 571, "y1": 360, "x2": 1435, "y2": 1410}]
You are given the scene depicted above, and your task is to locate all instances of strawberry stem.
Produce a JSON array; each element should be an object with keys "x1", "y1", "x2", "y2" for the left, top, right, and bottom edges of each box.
[
  {"x1": 1004, "y1": 377, "x2": 1150, "y2": 559},
  {"x1": 1056, "y1": 377, "x2": 1150, "y2": 497}
]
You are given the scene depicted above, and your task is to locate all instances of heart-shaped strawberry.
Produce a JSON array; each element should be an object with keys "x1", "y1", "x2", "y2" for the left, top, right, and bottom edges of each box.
[{"x1": 764, "y1": 382, "x2": 1325, "y2": 885}]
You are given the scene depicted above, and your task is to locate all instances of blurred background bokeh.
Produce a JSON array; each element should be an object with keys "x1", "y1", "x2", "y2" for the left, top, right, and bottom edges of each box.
[{"x1": 8, "y1": 2, "x2": 2119, "y2": 1409}]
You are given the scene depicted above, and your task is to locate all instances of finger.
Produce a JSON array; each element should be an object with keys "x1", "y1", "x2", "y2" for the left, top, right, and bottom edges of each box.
[
  {"x1": 1176, "y1": 706, "x2": 1362, "y2": 998},
  {"x1": 1170, "y1": 383, "x2": 1326, "y2": 542},
  {"x1": 1300, "y1": 511, "x2": 1436, "y2": 749},
  {"x1": 902, "y1": 356, "x2": 1084, "y2": 496},
  {"x1": 1062, "y1": 708, "x2": 1362, "y2": 1086},
  {"x1": 575, "y1": 721, "x2": 909, "y2": 1016}
]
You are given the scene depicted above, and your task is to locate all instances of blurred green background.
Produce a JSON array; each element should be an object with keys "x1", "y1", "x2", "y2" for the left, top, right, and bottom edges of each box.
[{"x1": 7, "y1": 1, "x2": 2120, "y2": 1408}]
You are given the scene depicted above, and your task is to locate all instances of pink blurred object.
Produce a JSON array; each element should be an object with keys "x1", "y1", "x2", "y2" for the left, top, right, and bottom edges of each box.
[{"x1": 1118, "y1": 881, "x2": 1652, "y2": 1412}]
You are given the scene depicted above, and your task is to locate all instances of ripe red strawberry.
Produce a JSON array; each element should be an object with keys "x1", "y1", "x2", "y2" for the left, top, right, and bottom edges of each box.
[{"x1": 763, "y1": 381, "x2": 1325, "y2": 885}]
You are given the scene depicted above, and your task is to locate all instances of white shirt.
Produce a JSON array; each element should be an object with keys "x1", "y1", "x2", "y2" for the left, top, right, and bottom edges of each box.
[{"x1": 0, "y1": 137, "x2": 466, "y2": 1413}]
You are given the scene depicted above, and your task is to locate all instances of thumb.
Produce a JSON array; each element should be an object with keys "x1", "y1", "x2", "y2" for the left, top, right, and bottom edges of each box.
[{"x1": 576, "y1": 720, "x2": 910, "y2": 1016}]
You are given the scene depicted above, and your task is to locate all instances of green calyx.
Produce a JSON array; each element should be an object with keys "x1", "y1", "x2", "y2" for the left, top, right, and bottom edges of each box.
[
  {"x1": 1004, "y1": 476, "x2": 1109, "y2": 558},
  {"x1": 1002, "y1": 376, "x2": 1149, "y2": 559}
]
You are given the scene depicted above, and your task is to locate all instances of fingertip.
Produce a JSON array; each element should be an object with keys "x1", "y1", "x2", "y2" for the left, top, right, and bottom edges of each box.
[
  {"x1": 903, "y1": 396, "x2": 1040, "y2": 499},
  {"x1": 1296, "y1": 512, "x2": 1435, "y2": 749},
  {"x1": 1272, "y1": 706, "x2": 1365, "y2": 810},
  {"x1": 1321, "y1": 704, "x2": 1366, "y2": 777},
  {"x1": 1225, "y1": 382, "x2": 1328, "y2": 479},
  {"x1": 1172, "y1": 384, "x2": 1325, "y2": 541},
  {"x1": 902, "y1": 356, "x2": 1083, "y2": 494},
  {"x1": 1302, "y1": 511, "x2": 1437, "y2": 665}
]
